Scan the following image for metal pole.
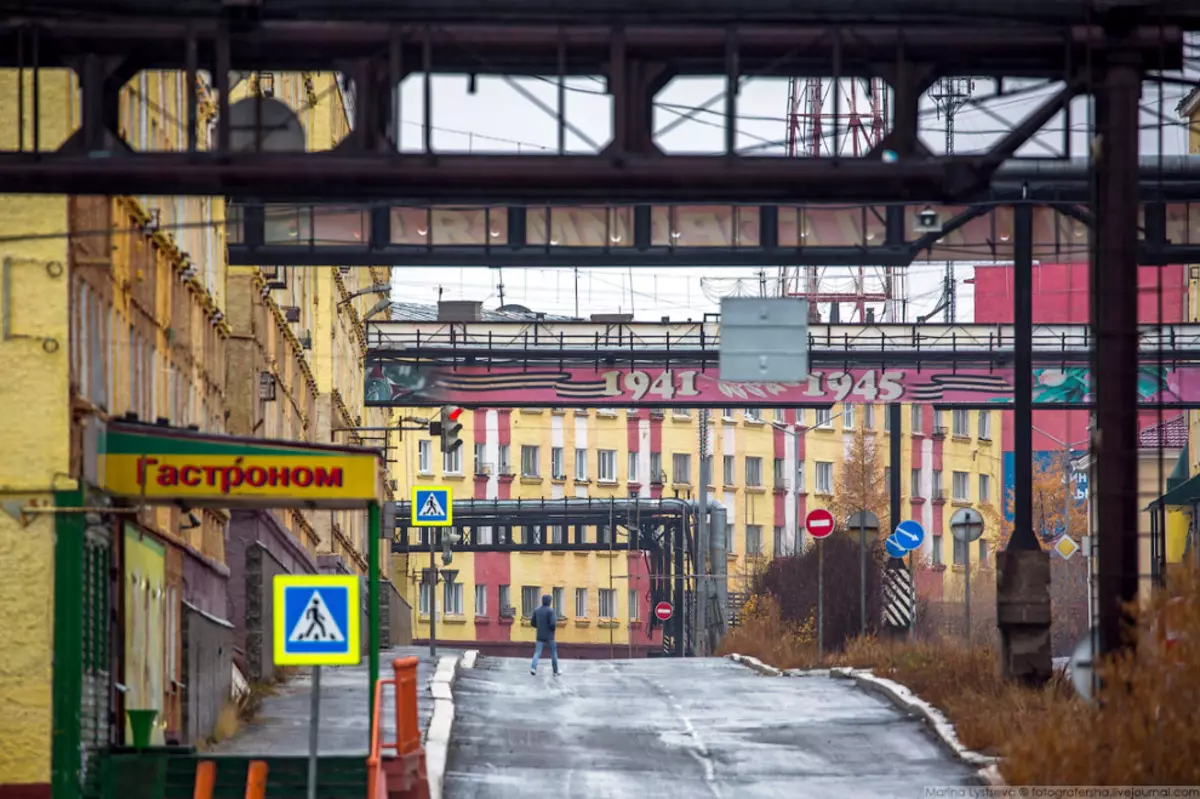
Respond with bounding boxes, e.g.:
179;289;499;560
1091;52;1142;660
859;517;866;637
1011;201;1036;553
697;409;710;654
367;501;380;731
429;530;437;657
888;403;906;640
964;542;971;644
817;539;824;659
307;666;322;799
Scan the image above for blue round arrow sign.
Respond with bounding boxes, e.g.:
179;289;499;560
892;519;925;551
885;535;909;559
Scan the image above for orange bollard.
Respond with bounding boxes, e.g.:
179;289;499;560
394;657;420;755
193;761;216;799
244;760;269;799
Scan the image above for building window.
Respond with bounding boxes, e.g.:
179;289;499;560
883;408;891;432
650;452;663;483
521;586;541;618
599;588;617;618
978;411;992;440
932;469;943;498
628;590;640;620
550;525;567;545
911;468;922;498
723;455;735;486
474;584;487;616
418;440;432;474
952;409;970;437
797;461;806;493
795;409;806;427
575;587;588;618
843;403;855;428
443;446;462;475
953;537;968;567
498;444;511;474
931;535;943;566
773;525;786;555
628;451;639;482
911;405;923;434
521;445;540;477
575;448;588;480
774;408;785;422
597;524;613;545
745;457;763;487
745;408;759;422
746;525;763;555
443;581;464;615
979;474;992;503
672;453;691;484
816;462;834;494
773;458;786;488
933;409;945;433
524;525;543;544
598;449;617;482
979;539;990;566
499;584;513;616
474;443;486;474
419;583;433;615
952;471;970;501
551;446;565;479
816;408;833;428
864;404;875;429
723;407;736;420
552;587;565;618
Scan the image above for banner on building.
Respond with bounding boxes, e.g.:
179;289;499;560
365;360;1199;409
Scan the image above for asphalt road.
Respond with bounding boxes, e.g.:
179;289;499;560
213;646;461;756
444;657;978;799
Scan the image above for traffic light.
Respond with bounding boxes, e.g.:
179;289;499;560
439;406;464;454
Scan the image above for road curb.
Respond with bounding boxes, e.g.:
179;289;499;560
727;653;783;676
847;670;1003;783
424;654;462;799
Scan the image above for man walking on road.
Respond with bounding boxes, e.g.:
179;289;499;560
530;594;560;676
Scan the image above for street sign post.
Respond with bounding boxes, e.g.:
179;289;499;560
949;508;986;643
412;486;453;526
805;508;836;657
847;510;880;637
655;601;674;622
273;574;361;799
883;520;924;636
718;297;810;382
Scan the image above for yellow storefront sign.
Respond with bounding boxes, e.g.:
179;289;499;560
100;424;380;508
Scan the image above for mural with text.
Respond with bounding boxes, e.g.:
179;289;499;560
365;360;1200;407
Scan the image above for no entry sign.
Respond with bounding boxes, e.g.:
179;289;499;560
654;601;673;622
805;508;835;540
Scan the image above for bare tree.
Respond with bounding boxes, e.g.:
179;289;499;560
826;427;892;537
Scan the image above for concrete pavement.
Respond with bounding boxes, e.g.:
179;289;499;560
213;646;462;756
444;657;978;799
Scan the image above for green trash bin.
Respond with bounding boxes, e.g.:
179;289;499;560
127;709;159;750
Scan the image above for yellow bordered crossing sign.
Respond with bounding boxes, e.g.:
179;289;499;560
273;574;361;667
412;486;452;526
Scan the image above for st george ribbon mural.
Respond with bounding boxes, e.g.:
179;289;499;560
365;362;1200;408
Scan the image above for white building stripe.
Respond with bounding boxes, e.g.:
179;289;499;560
784;429;797;554
638;419;651;488
921;437;934;557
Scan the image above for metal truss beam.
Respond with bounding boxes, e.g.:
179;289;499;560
0;17;1182;202
228;193;1200;268
367;321;1200;365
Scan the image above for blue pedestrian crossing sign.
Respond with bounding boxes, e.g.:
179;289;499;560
273;574;361;667
412;486;453;526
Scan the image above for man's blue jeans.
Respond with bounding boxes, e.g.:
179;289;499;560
531;639;559;673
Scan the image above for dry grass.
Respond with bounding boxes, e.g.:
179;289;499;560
719;566;1200;785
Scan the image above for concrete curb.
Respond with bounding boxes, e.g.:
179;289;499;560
460;649;479;671
727;653;783;676
847;670;1001;779
424;654;462;799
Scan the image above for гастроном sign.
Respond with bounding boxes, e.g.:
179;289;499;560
100;425;379;508
366;362;1193;408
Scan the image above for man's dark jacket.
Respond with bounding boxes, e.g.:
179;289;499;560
531;600;557;642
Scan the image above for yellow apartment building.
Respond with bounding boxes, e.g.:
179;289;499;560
385;302;1004;656
0;67;393;799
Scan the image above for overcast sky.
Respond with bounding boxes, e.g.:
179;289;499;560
388;53;1199;324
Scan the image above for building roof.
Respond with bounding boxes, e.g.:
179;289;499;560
1139;414;1189;449
1177;85;1200;119
389;301;578;322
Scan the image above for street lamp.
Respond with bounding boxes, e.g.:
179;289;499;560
847;510;881;636
950;507;985;644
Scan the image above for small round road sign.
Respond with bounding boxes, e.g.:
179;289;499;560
654;601;673;622
805;508;835;539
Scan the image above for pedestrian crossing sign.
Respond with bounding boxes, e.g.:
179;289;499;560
273;574;361;666
412;486;452;526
